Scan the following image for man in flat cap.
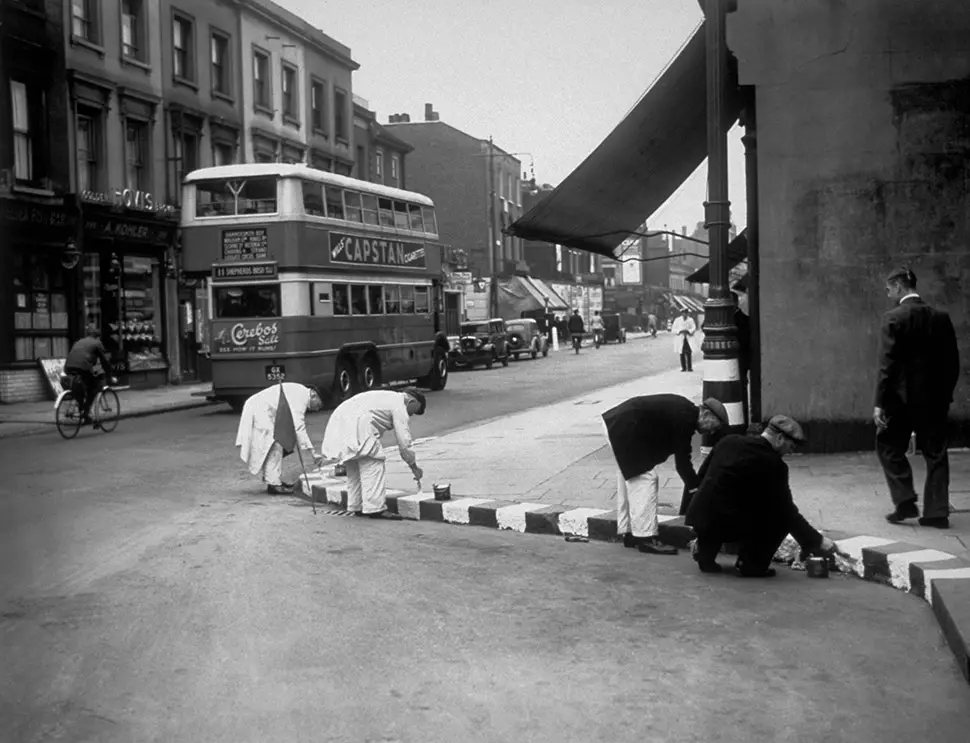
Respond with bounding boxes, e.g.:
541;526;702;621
686;415;842;576
602;395;729;555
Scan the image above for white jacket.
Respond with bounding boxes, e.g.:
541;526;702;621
235;383;314;475
671;315;699;353
320;390;416;466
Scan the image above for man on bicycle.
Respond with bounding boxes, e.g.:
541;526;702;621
567;310;585;350
65;328;113;425
590;311;605;346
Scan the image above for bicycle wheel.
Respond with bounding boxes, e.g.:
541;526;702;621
55;393;83;439
95;388;120;432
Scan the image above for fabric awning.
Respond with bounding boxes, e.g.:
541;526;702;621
523;277;569;311
507;22;741;259
497;276;546;318
686;228;748;284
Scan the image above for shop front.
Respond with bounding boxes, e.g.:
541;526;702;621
77;190;178;389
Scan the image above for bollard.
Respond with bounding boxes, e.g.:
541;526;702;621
551;327;559;352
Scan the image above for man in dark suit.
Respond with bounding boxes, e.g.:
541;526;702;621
602;395;729;555
875;267;960;529
686;415;842;577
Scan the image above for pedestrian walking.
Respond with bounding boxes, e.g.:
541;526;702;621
320;388;426;520
671;308;697;371
236;383;324;494
601;394;729;555
686;415;843;576
646;313;658;337
875;267;960;528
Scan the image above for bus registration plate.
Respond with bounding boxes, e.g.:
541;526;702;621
266;364;286;382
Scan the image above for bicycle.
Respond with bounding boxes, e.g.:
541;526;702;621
55;373;122;440
572;333;583;354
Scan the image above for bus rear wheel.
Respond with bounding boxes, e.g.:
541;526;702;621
419;348;448;391
332;358;357;405
360;356;381;392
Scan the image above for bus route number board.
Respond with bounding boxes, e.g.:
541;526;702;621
266;364;286;382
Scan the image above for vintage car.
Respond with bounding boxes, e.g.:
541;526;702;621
447;319;510;370
601;313;628;344
505;318;550;360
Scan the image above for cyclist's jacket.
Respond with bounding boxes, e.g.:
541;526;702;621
65;337;110;372
567;315;585;334
590;316;605;331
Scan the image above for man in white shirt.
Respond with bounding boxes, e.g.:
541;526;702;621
321;388;426;519
671;308;697;371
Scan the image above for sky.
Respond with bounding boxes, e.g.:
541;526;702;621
279;0;748;235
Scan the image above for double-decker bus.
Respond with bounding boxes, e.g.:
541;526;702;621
180;163;451;412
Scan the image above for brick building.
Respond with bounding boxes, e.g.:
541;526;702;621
357;99;412;187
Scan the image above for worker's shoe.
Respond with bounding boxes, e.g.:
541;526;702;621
885;500;919;524
637;537;678;555
918;516;950;529
735;561;776;578
267;483;295;495
364;510;403;521
621;533;641;549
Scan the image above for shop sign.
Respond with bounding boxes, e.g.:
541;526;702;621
212;320;280;354
212;261;278;282
222;228;269;261
83;215;176;244
1;202;72;229
80;188;176;214
329;232;426;269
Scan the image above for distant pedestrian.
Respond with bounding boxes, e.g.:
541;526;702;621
646;313;658;337
236;383;324;494
601;394;729;555
671;308;697;371
686;415;844;576
321;389;426;520
875;267;960;528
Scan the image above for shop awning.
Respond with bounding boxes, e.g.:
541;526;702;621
497;276;546;318
506;22;741;259
686;228;748;284
523;276;569;311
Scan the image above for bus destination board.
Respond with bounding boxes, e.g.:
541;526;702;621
222;228;269;261
329;232;426;269
212;262;278;282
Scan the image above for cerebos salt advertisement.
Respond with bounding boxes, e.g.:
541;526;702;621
211;320;280;354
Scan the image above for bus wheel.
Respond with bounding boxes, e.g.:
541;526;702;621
360;356;381;391
332;358;357;403
422;348;448;391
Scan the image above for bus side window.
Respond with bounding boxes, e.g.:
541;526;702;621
350;284;368;315
361;194;379;225
384;285;401;314
400;285;415;314
368;285;384;314
333;284;350;315
378;197;395;227
414;286;430;314
303;181;325;216
393;201;410;229
344;191;363;222
408;204;425;232
421;206;437;234
311;282;333;317
325;186;345;220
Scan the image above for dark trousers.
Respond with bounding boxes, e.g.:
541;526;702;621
695;525;788;573
680;339;693;371
66;367;102;419
876;408;950;519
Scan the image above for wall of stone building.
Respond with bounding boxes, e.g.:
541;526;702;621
728;0;970;451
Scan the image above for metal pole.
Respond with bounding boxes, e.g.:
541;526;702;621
741;90;761;425
487;136;499;318
700;0;742;447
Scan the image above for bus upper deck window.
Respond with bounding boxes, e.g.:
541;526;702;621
361;194;379;225
378;197;394;227
421;207;437;234
325;186;345;220
332;284;350;315
303;181;325;216
344;191;363;223
408;204;425;232
393;201;409;229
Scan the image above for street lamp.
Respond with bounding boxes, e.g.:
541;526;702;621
61;238;81;270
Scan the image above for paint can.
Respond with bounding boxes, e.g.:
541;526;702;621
433;483;451;501
805;556;830;578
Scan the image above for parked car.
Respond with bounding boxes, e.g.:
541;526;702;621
602;313;628;344
448;319;510;370
506;318;549;360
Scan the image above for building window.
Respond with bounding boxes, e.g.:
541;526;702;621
391;154;400;183
121;0;146;62
281;63;298;123
174;130;199;198
10;81;34;183
12;250;70;362
253;49;270;110
334;87;347;141
125;119;149;191
311;79;325;132
76;109;102;192
72;0;99;43
211;32;230;96
374;147;383;182
213;141;235;166
173;14;194;81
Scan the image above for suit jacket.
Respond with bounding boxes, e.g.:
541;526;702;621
874;296;960;417
685;434;822;550
602;394;699;484
734;309;751;375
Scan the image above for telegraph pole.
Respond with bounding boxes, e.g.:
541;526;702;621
700;0;743;448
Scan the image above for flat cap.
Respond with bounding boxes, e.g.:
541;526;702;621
701;398;729;427
768;415;805;443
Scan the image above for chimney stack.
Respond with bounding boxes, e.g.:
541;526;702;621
388;114;398;123
402;113;410;122
424;103;439;121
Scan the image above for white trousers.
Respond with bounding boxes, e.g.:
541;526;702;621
345;456;388;514
602;420;659;537
260;442;285;486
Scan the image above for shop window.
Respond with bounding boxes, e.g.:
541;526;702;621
332;284;349;315
343;191;362;222
384;285;400;314
120;257;166;371
350;285;368;315
367;285;384;314
12;250;69;361
214;284;280;318
399;285;415;314
414;286;430;314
